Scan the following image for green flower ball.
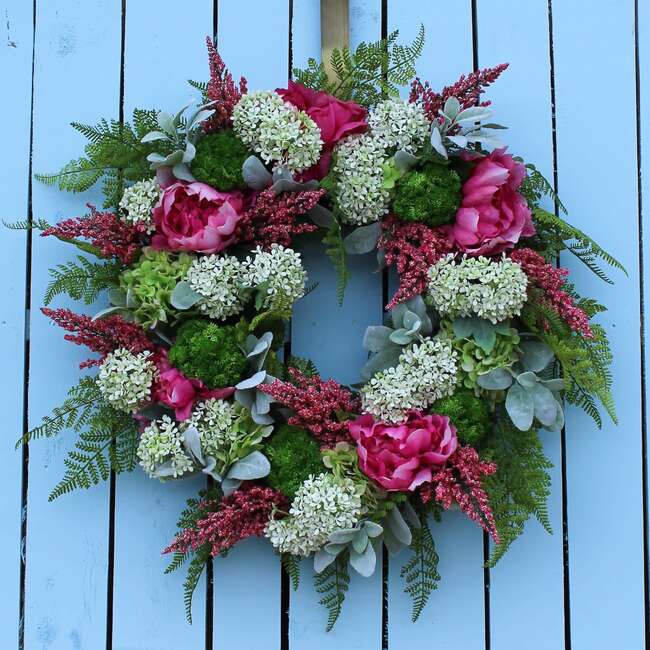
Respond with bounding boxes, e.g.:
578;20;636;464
266;425;324;499
190;130;250;191
431;390;491;446
168;319;247;389
119;249;193;328
392;162;462;226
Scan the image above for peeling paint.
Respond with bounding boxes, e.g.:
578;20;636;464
5;10;17;47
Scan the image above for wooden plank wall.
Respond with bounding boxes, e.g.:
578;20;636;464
1;1;648;649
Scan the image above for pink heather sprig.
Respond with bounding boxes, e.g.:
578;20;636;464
204;37;247;132
378;215;452;310
420;446;500;543
41;307;155;369
41;204;145;264
510;247;593;338
236;188;324;249
259;369;360;447
163;485;287;557
409;63;509;123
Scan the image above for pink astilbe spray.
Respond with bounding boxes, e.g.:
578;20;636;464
41;307;155;369
409;63;509;123
163;485;287;557
378;215;452;310
204;37;247;132
236;188;324;249
259;369;360;447
509;247;593;338
420;446;499;543
41;204;145;264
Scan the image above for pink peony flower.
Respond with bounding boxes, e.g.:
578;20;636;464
276;81;367;179
348;411;458;491
151;181;244;254
153;352;234;420
450;148;535;256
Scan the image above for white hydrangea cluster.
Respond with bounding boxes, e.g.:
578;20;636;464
242;244;307;310
427;254;529;324
368;99;430;153
96;348;156;413
185;254;246;321
361;337;458;423
185;398;239;459
333;133;390;225
119;179;160;233
265;473;362;557
232;91;322;172
137;415;195;479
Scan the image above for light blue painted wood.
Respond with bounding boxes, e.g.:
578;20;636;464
475;2;566;647
210;2;291;648
24;2;122;648
0;3;32;648
110;3;212;649
386;4;488;648
289;1;384;646
553;2;645;649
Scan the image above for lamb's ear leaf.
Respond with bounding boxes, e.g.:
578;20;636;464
242;155;272;190
171;281;201;309
226;451;270;480
505;383;535;431
343;222;382;255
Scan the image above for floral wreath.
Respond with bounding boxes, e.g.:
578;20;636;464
14;30;623;630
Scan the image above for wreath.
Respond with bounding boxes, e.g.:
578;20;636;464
13;29;623;630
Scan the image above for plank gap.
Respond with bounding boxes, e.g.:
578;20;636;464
546;2;572;647
633;0;650;645
18;1;38;647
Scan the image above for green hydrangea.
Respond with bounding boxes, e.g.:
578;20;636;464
431;390;491;446
119;249;193;328
191;131;250;191
392;163;461;226
168;319;247;389
453;326;520;389
266;425;324;499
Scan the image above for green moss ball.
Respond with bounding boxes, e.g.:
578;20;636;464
168;319;247;389
190;130;250;191
266;425;324;499
431;389;491;446
392;162;462;226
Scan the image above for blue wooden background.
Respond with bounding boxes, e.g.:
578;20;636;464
1;1;648;648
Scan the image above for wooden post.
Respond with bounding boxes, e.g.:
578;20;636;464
321;0;350;81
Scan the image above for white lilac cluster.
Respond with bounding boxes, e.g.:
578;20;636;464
96;348;156;413
185;398;239;459
361;337;458;423
265;473;362;557
137;415;195;479
232;91;322;172
119;179;160;233
242;244;307;310
332;133;390;225
427;254;529;324
367;99;430;153
186;254;246;320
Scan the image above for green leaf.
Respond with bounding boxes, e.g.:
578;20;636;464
322;219;351;306
314;553;350;631
505;383;535;431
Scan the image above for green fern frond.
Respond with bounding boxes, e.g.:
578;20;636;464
482;420;553;566
286;355;319;379
44;256;121;305
36;109;167;209
400;516;440;622
314;553;350;631
520;164;567;214
3;217;51;231
165;551;190;575
532;207;626;283
48;404;138;500
293;25;425;107
322;220;350;305
281;553;301;591
19;377;101;447
184;547;210;624
188;79;209;101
